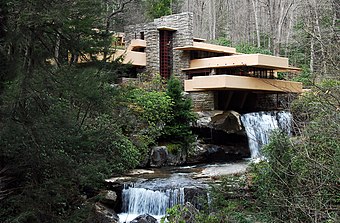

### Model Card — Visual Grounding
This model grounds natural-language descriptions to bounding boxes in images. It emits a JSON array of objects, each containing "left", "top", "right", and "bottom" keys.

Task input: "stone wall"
[
  {"left": 124, "top": 12, "right": 194, "bottom": 79},
  {"left": 189, "top": 91, "right": 215, "bottom": 111}
]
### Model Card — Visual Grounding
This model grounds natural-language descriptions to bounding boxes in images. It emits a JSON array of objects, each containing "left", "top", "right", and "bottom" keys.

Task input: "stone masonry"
[
  {"left": 189, "top": 91, "right": 215, "bottom": 111},
  {"left": 124, "top": 12, "right": 194, "bottom": 79}
]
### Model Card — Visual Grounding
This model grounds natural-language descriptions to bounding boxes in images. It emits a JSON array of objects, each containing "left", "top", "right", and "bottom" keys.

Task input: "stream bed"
[{"left": 108, "top": 161, "right": 249, "bottom": 223}]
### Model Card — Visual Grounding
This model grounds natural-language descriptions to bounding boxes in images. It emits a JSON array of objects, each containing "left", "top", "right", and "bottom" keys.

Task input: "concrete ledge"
[{"left": 184, "top": 75, "right": 303, "bottom": 93}]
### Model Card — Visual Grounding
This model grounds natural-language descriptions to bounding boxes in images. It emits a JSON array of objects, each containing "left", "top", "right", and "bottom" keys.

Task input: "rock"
[
  {"left": 184, "top": 187, "right": 208, "bottom": 210},
  {"left": 100, "top": 190, "right": 117, "bottom": 206},
  {"left": 150, "top": 145, "right": 186, "bottom": 167},
  {"left": 91, "top": 202, "right": 119, "bottom": 223},
  {"left": 194, "top": 110, "right": 242, "bottom": 133},
  {"left": 128, "top": 169, "right": 155, "bottom": 175},
  {"left": 130, "top": 214, "right": 157, "bottom": 223},
  {"left": 187, "top": 142, "right": 250, "bottom": 164},
  {"left": 105, "top": 176, "right": 132, "bottom": 184},
  {"left": 211, "top": 110, "right": 242, "bottom": 133},
  {"left": 150, "top": 146, "right": 168, "bottom": 167},
  {"left": 204, "top": 145, "right": 226, "bottom": 162},
  {"left": 195, "top": 110, "right": 223, "bottom": 128}
]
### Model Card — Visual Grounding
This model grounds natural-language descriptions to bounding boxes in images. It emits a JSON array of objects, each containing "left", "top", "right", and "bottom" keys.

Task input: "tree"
[
  {"left": 160, "top": 76, "right": 196, "bottom": 153},
  {"left": 0, "top": 0, "right": 145, "bottom": 222},
  {"left": 145, "top": 0, "right": 181, "bottom": 19}
]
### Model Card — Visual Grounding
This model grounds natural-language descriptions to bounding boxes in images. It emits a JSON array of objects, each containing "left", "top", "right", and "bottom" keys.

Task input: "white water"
[
  {"left": 118, "top": 175, "right": 198, "bottom": 223},
  {"left": 241, "top": 111, "right": 292, "bottom": 158}
]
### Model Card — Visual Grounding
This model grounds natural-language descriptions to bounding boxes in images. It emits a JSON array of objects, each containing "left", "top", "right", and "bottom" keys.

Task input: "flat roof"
[
  {"left": 193, "top": 37, "right": 206, "bottom": 42},
  {"left": 175, "top": 42, "right": 237, "bottom": 54},
  {"left": 157, "top": 26, "right": 177, "bottom": 31}
]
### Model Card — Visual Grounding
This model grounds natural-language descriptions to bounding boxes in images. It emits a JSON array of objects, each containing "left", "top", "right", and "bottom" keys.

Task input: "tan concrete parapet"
[
  {"left": 175, "top": 41, "right": 236, "bottom": 54},
  {"left": 184, "top": 54, "right": 298, "bottom": 71},
  {"left": 127, "top": 39, "right": 146, "bottom": 51},
  {"left": 184, "top": 75, "right": 303, "bottom": 93},
  {"left": 113, "top": 50, "right": 146, "bottom": 66}
]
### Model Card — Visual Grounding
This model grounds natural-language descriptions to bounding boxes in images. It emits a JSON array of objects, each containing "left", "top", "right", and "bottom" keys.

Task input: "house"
[{"left": 114, "top": 12, "right": 303, "bottom": 112}]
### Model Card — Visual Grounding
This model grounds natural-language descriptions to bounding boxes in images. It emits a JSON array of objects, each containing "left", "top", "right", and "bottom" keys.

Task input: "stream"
[{"left": 113, "top": 111, "right": 293, "bottom": 223}]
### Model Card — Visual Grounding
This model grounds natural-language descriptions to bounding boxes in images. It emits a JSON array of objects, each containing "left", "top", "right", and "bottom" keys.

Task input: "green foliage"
[
  {"left": 160, "top": 76, "right": 196, "bottom": 153},
  {"left": 124, "top": 87, "right": 173, "bottom": 147},
  {"left": 235, "top": 43, "right": 272, "bottom": 55},
  {"left": 144, "top": 0, "right": 180, "bottom": 19},
  {"left": 250, "top": 81, "right": 340, "bottom": 222}
]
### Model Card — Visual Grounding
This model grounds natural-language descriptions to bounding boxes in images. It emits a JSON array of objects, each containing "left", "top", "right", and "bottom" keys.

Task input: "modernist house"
[{"left": 114, "top": 12, "right": 303, "bottom": 112}]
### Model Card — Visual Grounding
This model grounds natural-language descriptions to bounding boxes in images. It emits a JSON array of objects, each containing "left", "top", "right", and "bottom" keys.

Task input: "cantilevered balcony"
[
  {"left": 183, "top": 54, "right": 300, "bottom": 71},
  {"left": 112, "top": 38, "right": 147, "bottom": 66},
  {"left": 175, "top": 41, "right": 237, "bottom": 54},
  {"left": 127, "top": 39, "right": 146, "bottom": 51},
  {"left": 185, "top": 75, "right": 303, "bottom": 93},
  {"left": 113, "top": 50, "right": 146, "bottom": 66}
]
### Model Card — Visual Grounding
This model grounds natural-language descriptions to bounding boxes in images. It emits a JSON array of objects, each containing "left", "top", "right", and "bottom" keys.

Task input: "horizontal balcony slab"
[
  {"left": 127, "top": 39, "right": 146, "bottom": 51},
  {"left": 175, "top": 42, "right": 237, "bottom": 54},
  {"left": 113, "top": 50, "right": 146, "bottom": 66},
  {"left": 183, "top": 54, "right": 300, "bottom": 71},
  {"left": 184, "top": 75, "right": 303, "bottom": 93}
]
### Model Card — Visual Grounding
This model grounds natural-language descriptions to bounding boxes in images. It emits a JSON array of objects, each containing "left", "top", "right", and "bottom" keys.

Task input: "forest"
[{"left": 0, "top": 0, "right": 339, "bottom": 222}]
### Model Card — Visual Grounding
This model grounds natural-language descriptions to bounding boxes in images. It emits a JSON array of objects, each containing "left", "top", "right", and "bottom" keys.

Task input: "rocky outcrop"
[
  {"left": 187, "top": 141, "right": 250, "bottom": 164},
  {"left": 150, "top": 146, "right": 186, "bottom": 167},
  {"left": 195, "top": 110, "right": 243, "bottom": 133},
  {"left": 130, "top": 214, "right": 157, "bottom": 223}
]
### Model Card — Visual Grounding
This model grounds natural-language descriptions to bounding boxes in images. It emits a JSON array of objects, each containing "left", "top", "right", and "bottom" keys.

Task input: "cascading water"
[
  {"left": 118, "top": 175, "right": 204, "bottom": 223},
  {"left": 241, "top": 111, "right": 292, "bottom": 158}
]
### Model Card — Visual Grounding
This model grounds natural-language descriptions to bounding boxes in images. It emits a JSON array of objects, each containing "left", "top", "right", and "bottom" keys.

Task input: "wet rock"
[
  {"left": 91, "top": 202, "right": 119, "bottom": 223},
  {"left": 130, "top": 214, "right": 157, "bottom": 223}
]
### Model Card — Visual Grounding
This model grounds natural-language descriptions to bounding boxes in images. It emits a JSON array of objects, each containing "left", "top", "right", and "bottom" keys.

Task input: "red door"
[{"left": 159, "top": 30, "right": 173, "bottom": 79}]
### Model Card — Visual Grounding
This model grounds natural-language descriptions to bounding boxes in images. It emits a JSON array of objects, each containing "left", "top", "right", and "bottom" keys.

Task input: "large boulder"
[
  {"left": 130, "top": 214, "right": 157, "bottom": 223},
  {"left": 195, "top": 110, "right": 242, "bottom": 133}
]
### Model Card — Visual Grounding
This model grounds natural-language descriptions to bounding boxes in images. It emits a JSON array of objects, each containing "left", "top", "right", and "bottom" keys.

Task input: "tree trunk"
[{"left": 252, "top": 0, "right": 261, "bottom": 47}]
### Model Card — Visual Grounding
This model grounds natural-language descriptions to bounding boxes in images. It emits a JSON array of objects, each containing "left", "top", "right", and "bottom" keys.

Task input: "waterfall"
[
  {"left": 118, "top": 175, "right": 199, "bottom": 223},
  {"left": 121, "top": 186, "right": 185, "bottom": 216},
  {"left": 241, "top": 111, "right": 292, "bottom": 158}
]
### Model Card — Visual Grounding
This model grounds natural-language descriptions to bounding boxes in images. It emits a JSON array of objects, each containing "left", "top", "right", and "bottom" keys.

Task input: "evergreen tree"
[{"left": 160, "top": 76, "right": 196, "bottom": 153}]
